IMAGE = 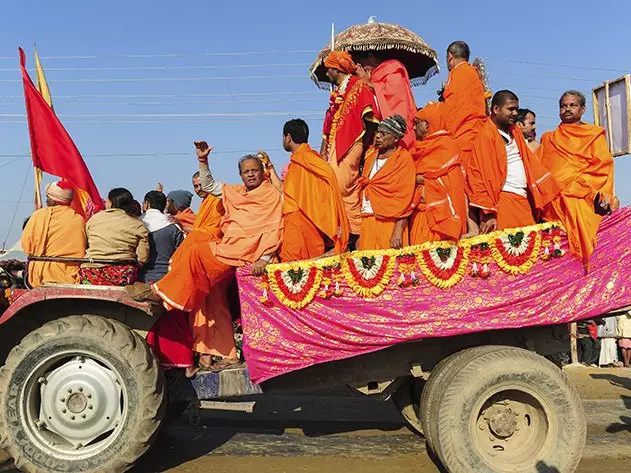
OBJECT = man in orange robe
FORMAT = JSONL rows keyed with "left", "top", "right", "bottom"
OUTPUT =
{"left": 166, "top": 189, "right": 196, "bottom": 233}
{"left": 153, "top": 150, "right": 283, "bottom": 370}
{"left": 22, "top": 181, "right": 87, "bottom": 287}
{"left": 321, "top": 51, "right": 379, "bottom": 245}
{"left": 468, "top": 90, "right": 559, "bottom": 233}
{"left": 439, "top": 41, "right": 487, "bottom": 153}
{"left": 355, "top": 53, "right": 417, "bottom": 149}
{"left": 409, "top": 103, "right": 467, "bottom": 244}
{"left": 539, "top": 90, "right": 616, "bottom": 265}
{"left": 280, "top": 119, "right": 349, "bottom": 262}
{"left": 358, "top": 115, "right": 416, "bottom": 250}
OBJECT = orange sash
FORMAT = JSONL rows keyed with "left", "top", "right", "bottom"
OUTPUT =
{"left": 284, "top": 143, "right": 349, "bottom": 253}
{"left": 468, "top": 120, "right": 559, "bottom": 213}
{"left": 361, "top": 146, "right": 416, "bottom": 218}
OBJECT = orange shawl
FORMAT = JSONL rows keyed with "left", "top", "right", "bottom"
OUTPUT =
{"left": 468, "top": 120, "right": 560, "bottom": 213}
{"left": 538, "top": 123, "right": 614, "bottom": 263}
{"left": 211, "top": 181, "right": 283, "bottom": 266}
{"left": 21, "top": 206, "right": 87, "bottom": 287}
{"left": 371, "top": 59, "right": 417, "bottom": 149}
{"left": 441, "top": 62, "right": 487, "bottom": 147}
{"left": 361, "top": 146, "right": 416, "bottom": 218}
{"left": 192, "top": 195, "right": 224, "bottom": 240}
{"left": 409, "top": 131, "right": 467, "bottom": 240}
{"left": 284, "top": 143, "right": 349, "bottom": 253}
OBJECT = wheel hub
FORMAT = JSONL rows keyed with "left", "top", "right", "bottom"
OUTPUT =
{"left": 487, "top": 405, "right": 518, "bottom": 438}
{"left": 38, "top": 357, "right": 123, "bottom": 448}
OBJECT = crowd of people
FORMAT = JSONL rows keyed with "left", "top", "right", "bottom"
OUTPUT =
{"left": 19, "top": 40, "right": 620, "bottom": 373}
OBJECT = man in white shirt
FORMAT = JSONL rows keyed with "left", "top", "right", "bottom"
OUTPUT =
{"left": 467, "top": 90, "right": 559, "bottom": 233}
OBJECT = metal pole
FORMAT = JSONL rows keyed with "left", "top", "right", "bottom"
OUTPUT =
{"left": 569, "top": 322, "right": 579, "bottom": 364}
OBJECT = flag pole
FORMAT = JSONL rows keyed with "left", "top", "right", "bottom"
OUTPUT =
{"left": 32, "top": 44, "right": 53, "bottom": 211}
{"left": 329, "top": 23, "right": 335, "bottom": 93}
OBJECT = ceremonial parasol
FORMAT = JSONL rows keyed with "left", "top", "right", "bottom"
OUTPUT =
{"left": 309, "top": 18, "right": 440, "bottom": 89}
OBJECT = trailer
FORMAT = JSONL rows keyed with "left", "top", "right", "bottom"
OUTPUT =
{"left": 0, "top": 209, "right": 629, "bottom": 473}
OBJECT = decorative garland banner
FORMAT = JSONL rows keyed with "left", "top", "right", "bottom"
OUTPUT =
{"left": 260, "top": 222, "right": 565, "bottom": 308}
{"left": 238, "top": 210, "right": 631, "bottom": 384}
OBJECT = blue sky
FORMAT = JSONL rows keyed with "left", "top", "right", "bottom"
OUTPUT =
{"left": 0, "top": 0, "right": 630, "bottom": 247}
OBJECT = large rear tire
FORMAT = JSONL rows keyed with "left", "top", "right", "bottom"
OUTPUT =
{"left": 0, "top": 315, "right": 165, "bottom": 473}
{"left": 435, "top": 347, "right": 585, "bottom": 473}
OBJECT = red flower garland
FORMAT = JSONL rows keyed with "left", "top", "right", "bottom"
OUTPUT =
{"left": 347, "top": 256, "right": 391, "bottom": 289}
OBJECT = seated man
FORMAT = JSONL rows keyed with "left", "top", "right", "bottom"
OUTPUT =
{"left": 22, "top": 181, "right": 87, "bottom": 287}
{"left": 280, "top": 118, "right": 349, "bottom": 262}
{"left": 166, "top": 189, "right": 195, "bottom": 233}
{"left": 467, "top": 90, "right": 559, "bottom": 233}
{"left": 358, "top": 115, "right": 416, "bottom": 250}
{"left": 138, "top": 190, "right": 184, "bottom": 283}
{"left": 538, "top": 90, "right": 616, "bottom": 265}
{"left": 150, "top": 150, "right": 283, "bottom": 370}
{"left": 410, "top": 103, "right": 467, "bottom": 244}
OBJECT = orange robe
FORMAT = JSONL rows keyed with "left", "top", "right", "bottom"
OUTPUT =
{"left": 174, "top": 207, "right": 196, "bottom": 232}
{"left": 154, "top": 180, "right": 283, "bottom": 312}
{"left": 409, "top": 132, "right": 467, "bottom": 244}
{"left": 468, "top": 120, "right": 559, "bottom": 230}
{"left": 324, "top": 75, "right": 379, "bottom": 234}
{"left": 280, "top": 143, "right": 349, "bottom": 262}
{"left": 441, "top": 62, "right": 487, "bottom": 152}
{"left": 21, "top": 205, "right": 87, "bottom": 287}
{"left": 371, "top": 60, "right": 417, "bottom": 149}
{"left": 358, "top": 147, "right": 416, "bottom": 250}
{"left": 538, "top": 123, "right": 615, "bottom": 264}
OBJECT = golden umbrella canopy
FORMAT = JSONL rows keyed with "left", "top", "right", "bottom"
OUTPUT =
{"left": 309, "top": 19, "right": 439, "bottom": 90}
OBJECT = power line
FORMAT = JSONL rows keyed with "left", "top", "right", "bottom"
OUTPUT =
{"left": 0, "top": 97, "right": 326, "bottom": 107}
{"left": 0, "top": 74, "right": 306, "bottom": 84}
{"left": 3, "top": 163, "right": 30, "bottom": 248}
{"left": 0, "top": 148, "right": 286, "bottom": 159}
{"left": 0, "top": 62, "right": 311, "bottom": 73}
{"left": 0, "top": 50, "right": 320, "bottom": 61}
{"left": 0, "top": 110, "right": 322, "bottom": 118}
{"left": 486, "top": 57, "right": 628, "bottom": 74}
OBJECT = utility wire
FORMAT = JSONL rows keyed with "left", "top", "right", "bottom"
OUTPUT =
{"left": 0, "top": 74, "right": 306, "bottom": 83}
{"left": 2, "top": 164, "right": 30, "bottom": 249}
{"left": 0, "top": 62, "right": 311, "bottom": 72}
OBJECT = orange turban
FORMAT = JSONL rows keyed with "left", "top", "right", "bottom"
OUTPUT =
{"left": 415, "top": 102, "right": 447, "bottom": 135}
{"left": 324, "top": 51, "right": 356, "bottom": 74}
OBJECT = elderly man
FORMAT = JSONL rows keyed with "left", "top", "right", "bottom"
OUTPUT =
{"left": 150, "top": 146, "right": 283, "bottom": 371}
{"left": 321, "top": 51, "right": 379, "bottom": 247}
{"left": 516, "top": 108, "right": 539, "bottom": 153}
{"left": 410, "top": 103, "right": 467, "bottom": 244}
{"left": 166, "top": 189, "right": 195, "bottom": 233}
{"left": 538, "top": 90, "right": 616, "bottom": 265}
{"left": 355, "top": 52, "right": 417, "bottom": 149}
{"left": 21, "top": 181, "right": 87, "bottom": 287}
{"left": 281, "top": 118, "right": 349, "bottom": 261}
{"left": 467, "top": 90, "right": 559, "bottom": 233}
{"left": 358, "top": 115, "right": 416, "bottom": 250}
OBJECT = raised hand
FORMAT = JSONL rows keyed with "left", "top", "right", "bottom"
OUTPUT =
{"left": 194, "top": 141, "right": 214, "bottom": 163}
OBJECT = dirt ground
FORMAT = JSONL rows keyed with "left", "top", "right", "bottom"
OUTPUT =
{"left": 0, "top": 365, "right": 629, "bottom": 473}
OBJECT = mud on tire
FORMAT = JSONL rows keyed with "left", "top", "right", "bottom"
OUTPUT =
{"left": 435, "top": 347, "right": 586, "bottom": 473}
{"left": 0, "top": 315, "right": 165, "bottom": 473}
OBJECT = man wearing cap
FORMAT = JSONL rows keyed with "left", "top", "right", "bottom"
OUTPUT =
{"left": 358, "top": 115, "right": 416, "bottom": 250}
{"left": 166, "top": 189, "right": 195, "bottom": 233}
{"left": 321, "top": 51, "right": 379, "bottom": 249}
{"left": 21, "top": 181, "right": 87, "bottom": 287}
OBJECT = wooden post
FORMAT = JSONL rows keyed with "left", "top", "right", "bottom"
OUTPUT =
{"left": 570, "top": 322, "right": 579, "bottom": 365}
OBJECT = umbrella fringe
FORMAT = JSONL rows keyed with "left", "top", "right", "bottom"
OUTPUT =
{"left": 310, "top": 63, "right": 440, "bottom": 90}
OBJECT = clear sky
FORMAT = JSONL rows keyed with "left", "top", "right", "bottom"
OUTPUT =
{"left": 1, "top": 0, "right": 630, "bottom": 248}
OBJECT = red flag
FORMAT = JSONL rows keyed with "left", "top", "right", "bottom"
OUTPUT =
{"left": 19, "top": 47, "right": 103, "bottom": 218}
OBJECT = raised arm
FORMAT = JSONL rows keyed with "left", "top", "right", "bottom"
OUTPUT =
{"left": 194, "top": 141, "right": 223, "bottom": 198}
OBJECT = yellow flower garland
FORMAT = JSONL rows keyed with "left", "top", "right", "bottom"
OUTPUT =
{"left": 417, "top": 244, "right": 471, "bottom": 289}
{"left": 490, "top": 232, "right": 542, "bottom": 275}
{"left": 341, "top": 251, "right": 396, "bottom": 298}
{"left": 267, "top": 266, "right": 323, "bottom": 310}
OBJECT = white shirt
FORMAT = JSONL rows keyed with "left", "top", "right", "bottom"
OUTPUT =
{"left": 361, "top": 158, "right": 388, "bottom": 215}
{"left": 498, "top": 129, "right": 528, "bottom": 198}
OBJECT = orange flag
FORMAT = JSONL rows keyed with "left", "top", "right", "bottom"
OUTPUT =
{"left": 19, "top": 47, "right": 103, "bottom": 218}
